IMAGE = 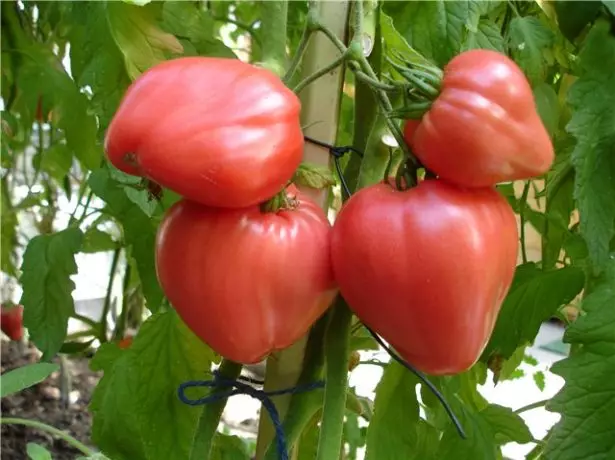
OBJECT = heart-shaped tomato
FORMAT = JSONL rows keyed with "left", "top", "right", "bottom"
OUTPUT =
{"left": 155, "top": 187, "right": 337, "bottom": 364}
{"left": 331, "top": 179, "right": 518, "bottom": 375}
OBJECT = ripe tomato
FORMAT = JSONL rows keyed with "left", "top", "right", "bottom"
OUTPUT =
{"left": 408, "top": 49, "right": 554, "bottom": 187}
{"left": 105, "top": 57, "right": 304, "bottom": 208}
{"left": 1, "top": 305, "right": 24, "bottom": 341}
{"left": 155, "top": 186, "right": 337, "bottom": 364}
{"left": 331, "top": 179, "right": 518, "bottom": 375}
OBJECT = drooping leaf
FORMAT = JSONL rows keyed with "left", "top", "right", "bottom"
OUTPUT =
{"left": 482, "top": 263, "right": 584, "bottom": 361}
{"left": 480, "top": 405, "right": 533, "bottom": 445}
{"left": 0, "top": 363, "right": 60, "bottom": 398}
{"left": 81, "top": 227, "right": 119, "bottom": 254}
{"left": 567, "top": 20, "right": 615, "bottom": 273}
{"left": 365, "top": 362, "right": 426, "bottom": 460}
{"left": 26, "top": 443, "right": 53, "bottom": 460}
{"left": 40, "top": 144, "right": 73, "bottom": 185}
{"left": 533, "top": 371, "right": 546, "bottom": 391}
{"left": 545, "top": 258, "right": 615, "bottom": 460}
{"left": 88, "top": 167, "right": 163, "bottom": 312}
{"left": 107, "top": 2, "right": 184, "bottom": 80}
{"left": 508, "top": 16, "right": 554, "bottom": 84}
{"left": 19, "top": 228, "right": 84, "bottom": 360}
{"left": 90, "top": 310, "right": 217, "bottom": 460}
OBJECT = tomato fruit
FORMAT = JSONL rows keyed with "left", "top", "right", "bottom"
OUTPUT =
{"left": 155, "top": 186, "right": 337, "bottom": 364}
{"left": 1, "top": 304, "right": 24, "bottom": 341}
{"left": 408, "top": 49, "right": 554, "bottom": 187}
{"left": 331, "top": 179, "right": 518, "bottom": 375}
{"left": 105, "top": 57, "right": 304, "bottom": 208}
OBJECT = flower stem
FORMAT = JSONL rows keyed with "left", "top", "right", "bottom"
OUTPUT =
{"left": 0, "top": 417, "right": 95, "bottom": 456}
{"left": 293, "top": 54, "right": 347, "bottom": 94}
{"left": 283, "top": 27, "right": 314, "bottom": 84}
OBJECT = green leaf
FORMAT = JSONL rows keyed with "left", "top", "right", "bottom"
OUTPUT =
{"left": 210, "top": 434, "right": 251, "bottom": 460}
{"left": 604, "top": 1, "right": 615, "bottom": 16}
{"left": 436, "top": 406, "right": 498, "bottom": 460}
{"left": 26, "top": 443, "right": 52, "bottom": 460}
{"left": 462, "top": 19, "right": 505, "bottom": 52}
{"left": 1, "top": 178, "right": 18, "bottom": 277}
{"left": 17, "top": 45, "right": 100, "bottom": 170}
{"left": 107, "top": 3, "right": 184, "bottom": 80}
{"left": 482, "top": 264, "right": 584, "bottom": 361}
{"left": 161, "top": 2, "right": 236, "bottom": 58}
{"left": 508, "top": 17, "right": 554, "bottom": 84}
{"left": 88, "top": 167, "right": 163, "bottom": 312}
{"left": 545, "top": 258, "right": 615, "bottom": 460}
{"left": 481, "top": 404, "right": 533, "bottom": 445}
{"left": 297, "top": 415, "right": 320, "bottom": 460}
{"left": 380, "top": 12, "right": 432, "bottom": 67}
{"left": 383, "top": 1, "right": 481, "bottom": 67}
{"left": 553, "top": 0, "right": 602, "bottom": 42}
{"left": 90, "top": 310, "right": 217, "bottom": 460}
{"left": 0, "top": 363, "right": 60, "bottom": 398}
{"left": 533, "top": 370, "right": 546, "bottom": 391}
{"left": 533, "top": 83, "right": 560, "bottom": 137}
{"left": 40, "top": 144, "right": 73, "bottom": 185}
{"left": 81, "top": 228, "right": 119, "bottom": 254}
{"left": 365, "top": 362, "right": 427, "bottom": 460}
{"left": 19, "top": 228, "right": 84, "bottom": 360}
{"left": 293, "top": 163, "right": 336, "bottom": 189}
{"left": 567, "top": 20, "right": 615, "bottom": 273}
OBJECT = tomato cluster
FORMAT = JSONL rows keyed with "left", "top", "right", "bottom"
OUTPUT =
{"left": 106, "top": 50, "right": 552, "bottom": 374}
{"left": 105, "top": 57, "right": 336, "bottom": 364}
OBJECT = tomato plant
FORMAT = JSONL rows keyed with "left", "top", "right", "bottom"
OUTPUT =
{"left": 155, "top": 186, "right": 337, "bottom": 364}
{"left": 405, "top": 50, "right": 555, "bottom": 187}
{"left": 105, "top": 57, "right": 304, "bottom": 208}
{"left": 331, "top": 179, "right": 518, "bottom": 375}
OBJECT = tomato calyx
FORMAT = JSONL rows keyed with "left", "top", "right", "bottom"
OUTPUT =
{"left": 260, "top": 185, "right": 299, "bottom": 213}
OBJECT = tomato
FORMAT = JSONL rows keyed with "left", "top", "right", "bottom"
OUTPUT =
{"left": 408, "top": 49, "right": 554, "bottom": 187}
{"left": 105, "top": 57, "right": 304, "bottom": 208}
{"left": 331, "top": 179, "right": 518, "bottom": 375}
{"left": 155, "top": 186, "right": 337, "bottom": 364}
{"left": 1, "top": 304, "right": 24, "bottom": 341}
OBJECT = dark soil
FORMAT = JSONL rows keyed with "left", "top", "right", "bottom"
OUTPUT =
{"left": 1, "top": 339, "right": 101, "bottom": 460}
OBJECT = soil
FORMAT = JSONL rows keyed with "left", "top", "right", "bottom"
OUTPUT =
{"left": 1, "top": 339, "right": 100, "bottom": 460}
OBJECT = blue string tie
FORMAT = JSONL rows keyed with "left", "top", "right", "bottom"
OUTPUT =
{"left": 178, "top": 371, "right": 325, "bottom": 460}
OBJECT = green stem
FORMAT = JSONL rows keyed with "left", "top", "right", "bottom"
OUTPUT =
{"left": 283, "top": 26, "right": 314, "bottom": 84}
{"left": 315, "top": 299, "right": 352, "bottom": 460}
{"left": 514, "top": 399, "right": 549, "bottom": 414}
{"left": 353, "top": 70, "right": 398, "bottom": 91}
{"left": 113, "top": 260, "right": 132, "bottom": 341}
{"left": 189, "top": 360, "right": 242, "bottom": 460}
{"left": 0, "top": 417, "right": 95, "bottom": 456}
{"left": 75, "top": 190, "right": 94, "bottom": 226}
{"left": 99, "top": 248, "right": 121, "bottom": 343}
{"left": 316, "top": 23, "right": 348, "bottom": 54}
{"left": 259, "top": 0, "right": 289, "bottom": 77}
{"left": 519, "top": 181, "right": 531, "bottom": 264}
{"left": 72, "top": 313, "right": 99, "bottom": 331}
{"left": 211, "top": 15, "right": 262, "bottom": 46}
{"left": 293, "top": 54, "right": 347, "bottom": 93}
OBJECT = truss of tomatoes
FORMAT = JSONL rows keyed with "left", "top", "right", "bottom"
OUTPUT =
{"left": 105, "top": 50, "right": 553, "bottom": 375}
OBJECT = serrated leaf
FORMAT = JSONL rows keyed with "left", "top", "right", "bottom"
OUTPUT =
{"left": 567, "top": 21, "right": 615, "bottom": 273}
{"left": 293, "top": 163, "right": 336, "bottom": 189}
{"left": 482, "top": 264, "right": 584, "bottom": 361}
{"left": 508, "top": 16, "right": 554, "bottom": 84}
{"left": 0, "top": 363, "right": 60, "bottom": 398}
{"left": 82, "top": 228, "right": 119, "bottom": 254}
{"left": 436, "top": 405, "right": 498, "bottom": 460}
{"left": 90, "top": 310, "right": 217, "bottom": 460}
{"left": 463, "top": 19, "right": 505, "bottom": 52}
{"left": 88, "top": 167, "right": 163, "bottom": 312}
{"left": 365, "top": 362, "right": 425, "bottom": 460}
{"left": 481, "top": 404, "right": 533, "bottom": 445}
{"left": 546, "top": 258, "right": 615, "bottom": 460}
{"left": 383, "top": 0, "right": 482, "bottom": 67}
{"left": 380, "top": 12, "right": 431, "bottom": 67}
{"left": 161, "top": 2, "right": 236, "bottom": 58}
{"left": 533, "top": 83, "right": 560, "bottom": 137}
{"left": 533, "top": 370, "right": 546, "bottom": 391}
{"left": 19, "top": 228, "right": 84, "bottom": 360}
{"left": 40, "top": 144, "right": 73, "bottom": 185}
{"left": 107, "top": 3, "right": 184, "bottom": 80}
{"left": 26, "top": 443, "right": 52, "bottom": 460}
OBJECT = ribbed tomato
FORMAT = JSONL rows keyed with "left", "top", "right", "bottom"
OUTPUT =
{"left": 408, "top": 50, "right": 554, "bottom": 186}
{"left": 105, "top": 57, "right": 304, "bottom": 208}
{"left": 155, "top": 187, "right": 337, "bottom": 364}
{"left": 331, "top": 179, "right": 518, "bottom": 375}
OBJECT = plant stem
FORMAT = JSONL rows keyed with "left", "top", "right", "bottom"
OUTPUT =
{"left": 354, "top": 70, "right": 398, "bottom": 91}
{"left": 113, "top": 260, "right": 132, "bottom": 341}
{"left": 259, "top": 0, "right": 289, "bottom": 77}
{"left": 189, "top": 360, "right": 242, "bottom": 460}
{"left": 293, "top": 54, "right": 347, "bottom": 93}
{"left": 315, "top": 299, "right": 352, "bottom": 460}
{"left": 99, "top": 248, "right": 121, "bottom": 343}
{"left": 0, "top": 417, "right": 95, "bottom": 456}
{"left": 519, "top": 181, "right": 531, "bottom": 264}
{"left": 283, "top": 26, "right": 314, "bottom": 84}
{"left": 72, "top": 312, "right": 99, "bottom": 330}
{"left": 514, "top": 398, "right": 550, "bottom": 414}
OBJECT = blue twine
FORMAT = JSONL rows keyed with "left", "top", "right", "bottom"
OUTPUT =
{"left": 178, "top": 371, "right": 325, "bottom": 460}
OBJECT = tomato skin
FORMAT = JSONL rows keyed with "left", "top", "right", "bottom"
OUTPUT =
{"left": 1, "top": 305, "right": 24, "bottom": 341}
{"left": 105, "top": 57, "right": 304, "bottom": 208}
{"left": 155, "top": 187, "right": 337, "bottom": 364}
{"left": 410, "top": 50, "right": 554, "bottom": 186}
{"left": 331, "top": 180, "right": 518, "bottom": 375}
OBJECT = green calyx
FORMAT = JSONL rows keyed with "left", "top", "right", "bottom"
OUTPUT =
{"left": 260, "top": 186, "right": 299, "bottom": 214}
